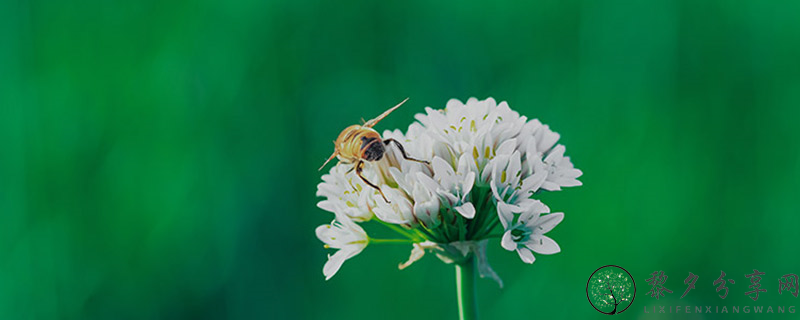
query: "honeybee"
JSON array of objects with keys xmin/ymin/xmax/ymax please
[{"xmin": 318, "ymin": 98, "xmax": 429, "ymax": 203}]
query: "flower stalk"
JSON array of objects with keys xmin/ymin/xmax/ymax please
[
  {"xmin": 456, "ymin": 255, "xmax": 478, "ymax": 320},
  {"xmin": 369, "ymin": 238, "xmax": 414, "ymax": 244}
]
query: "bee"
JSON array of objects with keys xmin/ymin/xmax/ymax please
[{"xmin": 318, "ymin": 98, "xmax": 429, "ymax": 203}]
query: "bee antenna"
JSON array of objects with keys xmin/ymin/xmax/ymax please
[
  {"xmin": 318, "ymin": 151, "xmax": 338, "ymax": 171},
  {"xmin": 363, "ymin": 97, "xmax": 409, "ymax": 128}
]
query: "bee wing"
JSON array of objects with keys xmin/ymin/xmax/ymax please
[{"xmin": 363, "ymin": 97, "xmax": 409, "ymax": 128}]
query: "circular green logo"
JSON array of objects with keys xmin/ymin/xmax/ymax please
[{"xmin": 586, "ymin": 265, "xmax": 636, "ymax": 315}]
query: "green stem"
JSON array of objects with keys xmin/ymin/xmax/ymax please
[
  {"xmin": 480, "ymin": 233, "xmax": 504, "ymax": 239},
  {"xmin": 466, "ymin": 191, "xmax": 492, "ymax": 238},
  {"xmin": 455, "ymin": 255, "xmax": 478, "ymax": 320},
  {"xmin": 414, "ymin": 227, "xmax": 437, "ymax": 243},
  {"xmin": 474, "ymin": 217, "xmax": 501, "ymax": 240},
  {"xmin": 377, "ymin": 220, "xmax": 421, "ymax": 241},
  {"xmin": 457, "ymin": 215, "xmax": 466, "ymax": 242},
  {"xmin": 369, "ymin": 238, "xmax": 414, "ymax": 244},
  {"xmin": 441, "ymin": 209, "xmax": 453, "ymax": 241}
]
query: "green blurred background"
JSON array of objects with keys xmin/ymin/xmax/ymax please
[{"xmin": 2, "ymin": 0, "xmax": 800, "ymax": 319}]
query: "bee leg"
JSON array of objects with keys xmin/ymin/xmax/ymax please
[
  {"xmin": 355, "ymin": 160, "xmax": 390, "ymax": 203},
  {"xmin": 383, "ymin": 138, "xmax": 430, "ymax": 165}
]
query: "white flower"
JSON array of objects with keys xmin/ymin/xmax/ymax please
[
  {"xmin": 315, "ymin": 212, "xmax": 369, "ymax": 280},
  {"xmin": 389, "ymin": 166, "xmax": 441, "ymax": 228},
  {"xmin": 316, "ymin": 163, "xmax": 380, "ymax": 222},
  {"xmin": 498, "ymin": 200, "xmax": 563, "ymax": 264},
  {"xmin": 382, "ymin": 125, "xmax": 434, "ymax": 168},
  {"xmin": 372, "ymin": 187, "xmax": 416, "ymax": 225},
  {"xmin": 541, "ymin": 144, "xmax": 583, "ymax": 191},
  {"xmin": 489, "ymin": 143, "xmax": 547, "ymax": 206},
  {"xmin": 315, "ymin": 97, "xmax": 582, "ymax": 278},
  {"xmin": 517, "ymin": 118, "xmax": 560, "ymax": 158},
  {"xmin": 413, "ymin": 98, "xmax": 501, "ymax": 179},
  {"xmin": 417, "ymin": 155, "xmax": 476, "ymax": 219}
]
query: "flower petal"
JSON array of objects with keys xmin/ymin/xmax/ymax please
[
  {"xmin": 316, "ymin": 200, "xmax": 337, "ymax": 213},
  {"xmin": 398, "ymin": 244, "xmax": 426, "ymax": 270},
  {"xmin": 496, "ymin": 201, "xmax": 519, "ymax": 230},
  {"xmin": 315, "ymin": 224, "xmax": 334, "ymax": 244},
  {"xmin": 432, "ymin": 156, "xmax": 455, "ymax": 182},
  {"xmin": 416, "ymin": 172, "xmax": 441, "ymax": 194},
  {"xmin": 536, "ymin": 125, "xmax": 560, "ymax": 153},
  {"xmin": 496, "ymin": 139, "xmax": 517, "ymax": 156},
  {"xmin": 527, "ymin": 235, "xmax": 561, "ymax": 255},
  {"xmin": 461, "ymin": 172, "xmax": 476, "ymax": 202},
  {"xmin": 323, "ymin": 247, "xmax": 359, "ymax": 280},
  {"xmin": 519, "ymin": 170, "xmax": 546, "ymax": 196},
  {"xmin": 372, "ymin": 187, "xmax": 414, "ymax": 225},
  {"xmin": 455, "ymin": 202, "xmax": 475, "ymax": 219},
  {"xmin": 507, "ymin": 151, "xmax": 522, "ymax": 187},
  {"xmin": 541, "ymin": 181, "xmax": 561, "ymax": 191},
  {"xmin": 441, "ymin": 192, "xmax": 459, "ymax": 204},
  {"xmin": 533, "ymin": 212, "xmax": 564, "ymax": 234},
  {"xmin": 501, "ymin": 230, "xmax": 516, "ymax": 251},
  {"xmin": 333, "ymin": 211, "xmax": 364, "ymax": 234},
  {"xmin": 517, "ymin": 247, "xmax": 536, "ymax": 264},
  {"xmin": 456, "ymin": 152, "xmax": 472, "ymax": 175},
  {"xmin": 544, "ymin": 144, "xmax": 566, "ymax": 164},
  {"xmin": 517, "ymin": 210, "xmax": 536, "ymax": 226}
]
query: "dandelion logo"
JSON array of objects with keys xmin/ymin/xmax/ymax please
[{"xmin": 587, "ymin": 265, "xmax": 636, "ymax": 315}]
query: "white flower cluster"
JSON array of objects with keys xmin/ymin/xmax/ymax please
[{"xmin": 316, "ymin": 98, "xmax": 582, "ymax": 280}]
